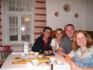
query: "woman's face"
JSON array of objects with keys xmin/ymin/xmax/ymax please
[
  {"xmin": 56, "ymin": 30, "xmax": 62, "ymax": 39},
  {"xmin": 76, "ymin": 32, "xmax": 87, "ymax": 47}
]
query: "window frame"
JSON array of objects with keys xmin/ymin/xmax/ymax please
[{"xmin": 2, "ymin": 0, "xmax": 35, "ymax": 44}]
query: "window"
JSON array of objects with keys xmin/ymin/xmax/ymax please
[{"xmin": 2, "ymin": 0, "xmax": 35, "ymax": 44}]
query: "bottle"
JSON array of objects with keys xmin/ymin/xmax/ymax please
[{"xmin": 24, "ymin": 41, "xmax": 29, "ymax": 54}]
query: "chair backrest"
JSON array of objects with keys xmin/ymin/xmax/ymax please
[
  {"xmin": 0, "ymin": 45, "xmax": 12, "ymax": 52},
  {"xmin": 0, "ymin": 45, "xmax": 12, "ymax": 60}
]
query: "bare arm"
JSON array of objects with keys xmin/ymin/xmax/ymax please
[
  {"xmin": 65, "ymin": 54, "xmax": 93, "ymax": 70},
  {"xmin": 81, "ymin": 68, "xmax": 93, "ymax": 70},
  {"xmin": 58, "ymin": 47, "xmax": 67, "ymax": 56},
  {"xmin": 65, "ymin": 54, "xmax": 81, "ymax": 70}
]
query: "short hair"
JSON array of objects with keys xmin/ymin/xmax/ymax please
[
  {"xmin": 55, "ymin": 28, "xmax": 63, "ymax": 34},
  {"xmin": 64, "ymin": 24, "xmax": 75, "ymax": 31},
  {"xmin": 72, "ymin": 30, "xmax": 93, "ymax": 51},
  {"xmin": 43, "ymin": 26, "xmax": 52, "ymax": 32}
]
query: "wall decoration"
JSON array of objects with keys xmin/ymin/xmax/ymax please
[
  {"xmin": 54, "ymin": 11, "xmax": 59, "ymax": 17},
  {"xmin": 74, "ymin": 13, "xmax": 79, "ymax": 18},
  {"xmin": 63, "ymin": 3, "xmax": 71, "ymax": 12}
]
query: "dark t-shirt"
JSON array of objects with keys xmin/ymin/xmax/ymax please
[
  {"xmin": 61, "ymin": 36, "xmax": 72, "ymax": 54},
  {"xmin": 32, "ymin": 35, "xmax": 52, "ymax": 53}
]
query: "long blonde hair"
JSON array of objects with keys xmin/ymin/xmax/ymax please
[{"xmin": 72, "ymin": 30, "xmax": 93, "ymax": 51}]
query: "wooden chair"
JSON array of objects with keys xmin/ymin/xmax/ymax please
[{"xmin": 0, "ymin": 45, "xmax": 12, "ymax": 67}]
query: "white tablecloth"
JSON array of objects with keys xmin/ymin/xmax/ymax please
[{"xmin": 1, "ymin": 52, "xmax": 71, "ymax": 70}]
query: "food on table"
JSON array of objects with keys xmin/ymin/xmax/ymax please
[
  {"xmin": 25, "ymin": 58, "xmax": 32, "ymax": 62},
  {"xmin": 28, "ymin": 52, "xmax": 34, "ymax": 55},
  {"xmin": 15, "ymin": 56, "xmax": 21, "ymax": 60},
  {"xmin": 12, "ymin": 54, "xmax": 52, "ymax": 64},
  {"xmin": 12, "ymin": 59, "xmax": 26, "ymax": 64}
]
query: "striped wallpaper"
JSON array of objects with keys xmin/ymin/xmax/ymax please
[
  {"xmin": 0, "ymin": 0, "xmax": 2, "ymax": 45},
  {"xmin": 34, "ymin": 0, "xmax": 46, "ymax": 39}
]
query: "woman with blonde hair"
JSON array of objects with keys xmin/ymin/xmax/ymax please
[
  {"xmin": 50, "ymin": 28, "xmax": 63, "ymax": 55},
  {"xmin": 65, "ymin": 30, "xmax": 93, "ymax": 70}
]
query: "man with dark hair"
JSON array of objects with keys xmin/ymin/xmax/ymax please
[
  {"xmin": 32, "ymin": 26, "xmax": 52, "ymax": 53},
  {"xmin": 58, "ymin": 24, "xmax": 75, "ymax": 56},
  {"xmin": 43, "ymin": 26, "xmax": 52, "ymax": 32}
]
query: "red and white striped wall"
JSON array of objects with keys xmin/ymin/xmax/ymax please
[
  {"xmin": 0, "ymin": 0, "xmax": 2, "ymax": 45},
  {"xmin": 34, "ymin": 0, "xmax": 46, "ymax": 39}
]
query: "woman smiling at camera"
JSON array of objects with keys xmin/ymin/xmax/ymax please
[
  {"xmin": 65, "ymin": 30, "xmax": 93, "ymax": 70},
  {"xmin": 50, "ymin": 28, "xmax": 63, "ymax": 54}
]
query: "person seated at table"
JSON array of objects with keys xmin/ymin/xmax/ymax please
[
  {"xmin": 58, "ymin": 24, "xmax": 75, "ymax": 56},
  {"xmin": 50, "ymin": 28, "xmax": 64, "ymax": 54},
  {"xmin": 32, "ymin": 26, "xmax": 52, "ymax": 54},
  {"xmin": 65, "ymin": 30, "xmax": 93, "ymax": 70}
]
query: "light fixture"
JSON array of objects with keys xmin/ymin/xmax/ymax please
[{"xmin": 24, "ymin": 16, "xmax": 30, "ymax": 22}]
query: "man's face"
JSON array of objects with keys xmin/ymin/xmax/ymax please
[
  {"xmin": 43, "ymin": 29, "xmax": 51, "ymax": 38},
  {"xmin": 65, "ymin": 26, "xmax": 74, "ymax": 38}
]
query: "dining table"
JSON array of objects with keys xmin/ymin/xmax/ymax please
[{"xmin": 1, "ymin": 52, "xmax": 71, "ymax": 70}]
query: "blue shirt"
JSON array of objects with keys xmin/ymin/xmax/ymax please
[{"xmin": 71, "ymin": 46, "xmax": 93, "ymax": 68}]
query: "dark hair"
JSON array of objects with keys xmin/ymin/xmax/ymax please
[
  {"xmin": 72, "ymin": 30, "xmax": 93, "ymax": 51},
  {"xmin": 53, "ymin": 28, "xmax": 64, "ymax": 38},
  {"xmin": 43, "ymin": 26, "xmax": 52, "ymax": 32},
  {"xmin": 55, "ymin": 28, "xmax": 63, "ymax": 34},
  {"xmin": 64, "ymin": 24, "xmax": 75, "ymax": 31}
]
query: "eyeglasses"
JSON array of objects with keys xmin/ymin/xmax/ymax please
[
  {"xmin": 45, "ymin": 31, "xmax": 51, "ymax": 33},
  {"xmin": 44, "ymin": 30, "xmax": 51, "ymax": 33}
]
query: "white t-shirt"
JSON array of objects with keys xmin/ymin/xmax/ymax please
[{"xmin": 50, "ymin": 38, "xmax": 59, "ymax": 49}]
